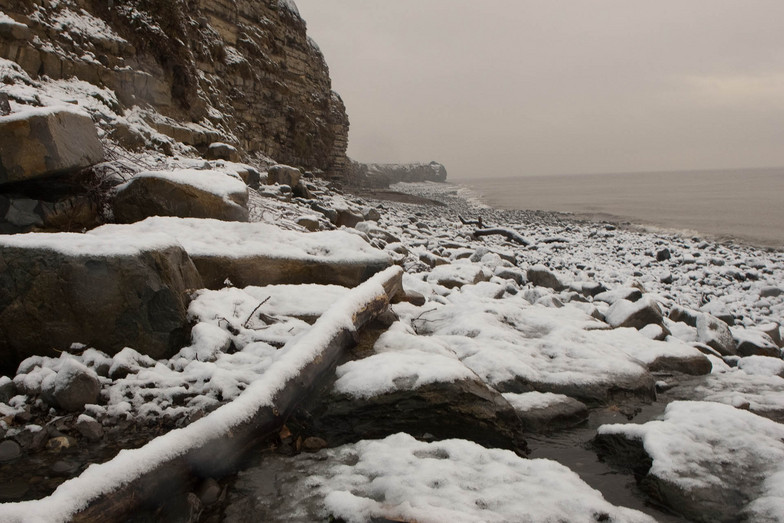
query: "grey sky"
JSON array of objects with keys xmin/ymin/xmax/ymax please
[{"xmin": 295, "ymin": 1, "xmax": 784, "ymax": 179}]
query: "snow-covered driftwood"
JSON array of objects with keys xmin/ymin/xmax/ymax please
[{"xmin": 1, "ymin": 266, "xmax": 404, "ymax": 523}]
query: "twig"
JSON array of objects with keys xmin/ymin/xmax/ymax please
[{"xmin": 243, "ymin": 296, "xmax": 271, "ymax": 329}]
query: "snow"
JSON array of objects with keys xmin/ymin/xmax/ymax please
[
  {"xmin": 117, "ymin": 169, "xmax": 248, "ymax": 200},
  {"xmin": 0, "ymin": 266, "xmax": 403, "ymax": 523},
  {"xmin": 0, "ymin": 229, "xmax": 179, "ymax": 257},
  {"xmin": 502, "ymin": 391, "xmax": 577, "ymax": 411},
  {"xmin": 598, "ymin": 401, "xmax": 784, "ymax": 518},
  {"xmin": 90, "ymin": 217, "xmax": 391, "ymax": 263},
  {"xmin": 737, "ymin": 355, "xmax": 784, "ymax": 377},
  {"xmin": 255, "ymin": 432, "xmax": 655, "ymax": 522}
]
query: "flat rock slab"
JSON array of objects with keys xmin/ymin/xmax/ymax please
[
  {"xmin": 595, "ymin": 401, "xmax": 784, "ymax": 522},
  {"xmin": 224, "ymin": 433, "xmax": 655, "ymax": 523},
  {"xmin": 113, "ymin": 169, "xmax": 249, "ymax": 223},
  {"xmin": 0, "ymin": 106, "xmax": 103, "ymax": 184},
  {"xmin": 91, "ymin": 217, "xmax": 392, "ymax": 288},
  {"xmin": 411, "ymin": 298, "xmax": 656, "ymax": 405},
  {"xmin": 0, "ymin": 231, "xmax": 202, "ymax": 374}
]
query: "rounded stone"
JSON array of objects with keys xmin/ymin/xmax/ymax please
[{"xmin": 0, "ymin": 439, "xmax": 22, "ymax": 463}]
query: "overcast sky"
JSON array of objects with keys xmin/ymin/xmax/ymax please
[{"xmin": 295, "ymin": 1, "xmax": 784, "ymax": 179}]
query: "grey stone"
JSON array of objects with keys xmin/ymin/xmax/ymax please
[
  {"xmin": 0, "ymin": 376, "xmax": 14, "ymax": 403},
  {"xmin": 205, "ymin": 142, "xmax": 240, "ymax": 162},
  {"xmin": 696, "ymin": 314, "xmax": 737, "ymax": 356},
  {"xmin": 656, "ymin": 248, "xmax": 671, "ymax": 261},
  {"xmin": 4, "ymin": 198, "xmax": 42, "ymax": 228},
  {"xmin": 266, "ymin": 165, "xmax": 301, "ymax": 188},
  {"xmin": 605, "ymin": 297, "xmax": 663, "ymax": 330},
  {"xmin": 0, "ymin": 233, "xmax": 203, "ymax": 375},
  {"xmin": 760, "ymin": 286, "xmax": 783, "ymax": 298},
  {"xmin": 0, "ymin": 439, "xmax": 21, "ymax": 463},
  {"xmin": 76, "ymin": 415, "xmax": 104, "ymax": 441},
  {"xmin": 197, "ymin": 478, "xmax": 222, "ymax": 505},
  {"xmin": 50, "ymin": 359, "xmax": 100, "ymax": 412},
  {"xmin": 526, "ymin": 265, "xmax": 566, "ymax": 291},
  {"xmin": 0, "ymin": 107, "xmax": 104, "ymax": 185}
]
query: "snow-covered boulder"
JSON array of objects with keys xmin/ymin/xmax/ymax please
[
  {"xmin": 204, "ymin": 142, "xmax": 240, "ymax": 162},
  {"xmin": 526, "ymin": 264, "xmax": 567, "ymax": 291},
  {"xmin": 225, "ymin": 433, "xmax": 655, "ymax": 522},
  {"xmin": 91, "ymin": 217, "xmax": 393, "ymax": 289},
  {"xmin": 732, "ymin": 326, "xmax": 781, "ymax": 358},
  {"xmin": 604, "ymin": 297, "xmax": 663, "ymax": 330},
  {"xmin": 266, "ymin": 164, "xmax": 301, "ymax": 188},
  {"xmin": 113, "ymin": 169, "xmax": 249, "ymax": 223},
  {"xmin": 0, "ymin": 231, "xmax": 202, "ymax": 373},
  {"xmin": 595, "ymin": 401, "xmax": 784, "ymax": 522},
  {"xmin": 0, "ymin": 106, "xmax": 103, "ymax": 185},
  {"xmin": 43, "ymin": 358, "xmax": 100, "ymax": 412},
  {"xmin": 696, "ymin": 313, "xmax": 737, "ymax": 356}
]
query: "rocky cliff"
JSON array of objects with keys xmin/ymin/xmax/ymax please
[
  {"xmin": 348, "ymin": 160, "xmax": 448, "ymax": 188},
  {"xmin": 0, "ymin": 0, "xmax": 348, "ymax": 175}
]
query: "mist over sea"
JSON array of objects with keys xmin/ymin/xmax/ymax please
[{"xmin": 459, "ymin": 167, "xmax": 784, "ymax": 250}]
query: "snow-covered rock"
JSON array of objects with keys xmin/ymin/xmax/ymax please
[
  {"xmin": 113, "ymin": 169, "xmax": 250, "ymax": 223},
  {"xmin": 90, "ymin": 217, "xmax": 393, "ymax": 289},
  {"xmin": 596, "ymin": 401, "xmax": 784, "ymax": 522},
  {"xmin": 604, "ymin": 296, "xmax": 663, "ymax": 330},
  {"xmin": 696, "ymin": 313, "xmax": 737, "ymax": 356},
  {"xmin": 0, "ymin": 106, "xmax": 103, "ymax": 184},
  {"xmin": 225, "ymin": 433, "xmax": 655, "ymax": 522}
]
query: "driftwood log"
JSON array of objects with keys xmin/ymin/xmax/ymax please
[
  {"xmin": 3, "ymin": 267, "xmax": 404, "ymax": 523},
  {"xmin": 458, "ymin": 214, "xmax": 485, "ymax": 228},
  {"xmin": 472, "ymin": 227, "xmax": 531, "ymax": 246}
]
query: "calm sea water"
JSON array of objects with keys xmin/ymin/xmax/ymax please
[{"xmin": 458, "ymin": 168, "xmax": 784, "ymax": 249}]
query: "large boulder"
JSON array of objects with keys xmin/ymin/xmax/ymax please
[
  {"xmin": 605, "ymin": 297, "xmax": 663, "ymax": 330},
  {"xmin": 526, "ymin": 264, "xmax": 566, "ymax": 291},
  {"xmin": 113, "ymin": 169, "xmax": 249, "ymax": 223},
  {"xmin": 0, "ymin": 107, "xmax": 104, "ymax": 185},
  {"xmin": 696, "ymin": 313, "xmax": 737, "ymax": 356},
  {"xmin": 0, "ymin": 231, "xmax": 203, "ymax": 375},
  {"xmin": 91, "ymin": 217, "xmax": 393, "ymax": 289},
  {"xmin": 266, "ymin": 164, "xmax": 301, "ymax": 188}
]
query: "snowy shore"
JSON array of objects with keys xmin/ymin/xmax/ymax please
[{"xmin": 1, "ymin": 178, "xmax": 784, "ymax": 521}]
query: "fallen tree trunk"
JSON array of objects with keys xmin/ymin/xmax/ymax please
[
  {"xmin": 472, "ymin": 227, "xmax": 531, "ymax": 246},
  {"xmin": 2, "ymin": 267, "xmax": 404, "ymax": 523}
]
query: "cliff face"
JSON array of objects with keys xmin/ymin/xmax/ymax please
[
  {"xmin": 0, "ymin": 0, "xmax": 349, "ymax": 175},
  {"xmin": 348, "ymin": 160, "xmax": 448, "ymax": 188}
]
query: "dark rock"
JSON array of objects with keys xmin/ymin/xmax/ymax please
[
  {"xmin": 0, "ymin": 233, "xmax": 203, "ymax": 375},
  {"xmin": 0, "ymin": 107, "xmax": 104, "ymax": 185},
  {"xmin": 307, "ymin": 378, "xmax": 527, "ymax": 454},
  {"xmin": 526, "ymin": 265, "xmax": 566, "ymax": 291},
  {"xmin": 735, "ymin": 333, "xmax": 780, "ymax": 358},
  {"xmin": 0, "ymin": 439, "xmax": 21, "ymax": 462},
  {"xmin": 0, "ymin": 93, "xmax": 10, "ymax": 116},
  {"xmin": 205, "ymin": 142, "xmax": 240, "ymax": 162},
  {"xmin": 504, "ymin": 393, "xmax": 588, "ymax": 432},
  {"xmin": 696, "ymin": 314, "xmax": 737, "ymax": 356},
  {"xmin": 655, "ymin": 248, "xmax": 671, "ymax": 261},
  {"xmin": 760, "ymin": 286, "xmax": 783, "ymax": 298},
  {"xmin": 113, "ymin": 170, "xmax": 249, "ymax": 223}
]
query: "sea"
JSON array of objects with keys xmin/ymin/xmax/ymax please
[{"xmin": 458, "ymin": 167, "xmax": 784, "ymax": 250}]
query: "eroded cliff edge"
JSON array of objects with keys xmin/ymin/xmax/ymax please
[{"xmin": 0, "ymin": 0, "xmax": 349, "ymax": 176}]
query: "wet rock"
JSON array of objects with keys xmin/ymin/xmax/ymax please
[
  {"xmin": 0, "ymin": 107, "xmax": 104, "ymax": 185},
  {"xmin": 47, "ymin": 359, "xmax": 100, "ymax": 412},
  {"xmin": 526, "ymin": 264, "xmax": 566, "ymax": 291},
  {"xmin": 197, "ymin": 478, "xmax": 222, "ymax": 505},
  {"xmin": 605, "ymin": 297, "xmax": 663, "ymax": 330},
  {"xmin": 503, "ymin": 392, "xmax": 588, "ymax": 432},
  {"xmin": 696, "ymin": 313, "xmax": 737, "ymax": 356},
  {"xmin": 46, "ymin": 435, "xmax": 77, "ymax": 451},
  {"xmin": 113, "ymin": 170, "xmax": 249, "ymax": 223},
  {"xmin": 75, "ymin": 414, "xmax": 104, "ymax": 441},
  {"xmin": 11, "ymin": 424, "xmax": 47, "ymax": 451},
  {"xmin": 50, "ymin": 459, "xmax": 79, "ymax": 477},
  {"xmin": 204, "ymin": 142, "xmax": 240, "ymax": 162},
  {"xmin": 301, "ymin": 436, "xmax": 327, "ymax": 453},
  {"xmin": 0, "ymin": 440, "xmax": 21, "ymax": 462},
  {"xmin": 307, "ymin": 378, "xmax": 527, "ymax": 454},
  {"xmin": 0, "ymin": 232, "xmax": 202, "ymax": 374}
]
